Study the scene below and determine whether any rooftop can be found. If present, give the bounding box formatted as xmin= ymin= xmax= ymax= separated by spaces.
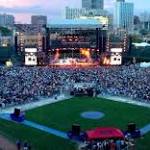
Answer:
xmin=133 ymin=42 xmax=150 ymax=47
xmin=47 ymin=19 xmax=103 ymax=29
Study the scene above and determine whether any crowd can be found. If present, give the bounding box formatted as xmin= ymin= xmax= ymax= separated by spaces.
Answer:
xmin=0 ymin=66 xmax=61 ymax=107
xmin=16 ymin=140 xmax=32 ymax=150
xmin=0 ymin=63 xmax=150 ymax=107
xmin=79 ymin=137 xmax=135 ymax=150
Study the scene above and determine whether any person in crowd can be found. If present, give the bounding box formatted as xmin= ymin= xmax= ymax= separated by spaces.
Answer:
xmin=23 ymin=141 xmax=28 ymax=150
xmin=16 ymin=139 xmax=21 ymax=150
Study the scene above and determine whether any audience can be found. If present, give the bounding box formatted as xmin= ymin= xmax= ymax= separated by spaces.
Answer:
xmin=0 ymin=64 xmax=149 ymax=107
xmin=79 ymin=137 xmax=134 ymax=150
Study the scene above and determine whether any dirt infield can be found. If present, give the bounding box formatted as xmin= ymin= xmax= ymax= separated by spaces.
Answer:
xmin=0 ymin=135 xmax=16 ymax=150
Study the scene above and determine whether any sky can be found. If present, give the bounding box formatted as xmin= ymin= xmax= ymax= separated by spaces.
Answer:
xmin=0 ymin=0 xmax=149 ymax=23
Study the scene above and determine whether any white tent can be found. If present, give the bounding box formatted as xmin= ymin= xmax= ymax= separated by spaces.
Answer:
xmin=140 ymin=62 xmax=150 ymax=68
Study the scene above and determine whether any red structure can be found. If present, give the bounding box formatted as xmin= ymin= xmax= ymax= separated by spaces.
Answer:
xmin=86 ymin=127 xmax=124 ymax=140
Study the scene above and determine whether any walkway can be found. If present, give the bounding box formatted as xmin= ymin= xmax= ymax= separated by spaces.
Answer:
xmin=99 ymin=95 xmax=150 ymax=108
xmin=23 ymin=120 xmax=68 ymax=139
xmin=0 ymin=94 xmax=72 ymax=114
xmin=140 ymin=124 xmax=150 ymax=135
xmin=0 ymin=113 xmax=68 ymax=139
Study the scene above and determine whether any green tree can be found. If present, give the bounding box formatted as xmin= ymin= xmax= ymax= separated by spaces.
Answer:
xmin=132 ymin=35 xmax=143 ymax=43
xmin=0 ymin=26 xmax=12 ymax=36
xmin=140 ymin=29 xmax=148 ymax=36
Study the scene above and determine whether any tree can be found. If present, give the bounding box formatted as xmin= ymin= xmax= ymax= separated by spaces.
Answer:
xmin=0 ymin=26 xmax=12 ymax=36
xmin=140 ymin=29 xmax=148 ymax=36
xmin=132 ymin=35 xmax=143 ymax=43
xmin=134 ymin=16 xmax=141 ymax=25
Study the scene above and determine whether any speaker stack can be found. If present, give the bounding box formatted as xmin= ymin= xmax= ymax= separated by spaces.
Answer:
xmin=72 ymin=124 xmax=81 ymax=136
xmin=14 ymin=108 xmax=21 ymax=117
xmin=128 ymin=123 xmax=136 ymax=133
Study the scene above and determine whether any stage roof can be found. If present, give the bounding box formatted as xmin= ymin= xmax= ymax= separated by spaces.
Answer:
xmin=47 ymin=19 xmax=103 ymax=29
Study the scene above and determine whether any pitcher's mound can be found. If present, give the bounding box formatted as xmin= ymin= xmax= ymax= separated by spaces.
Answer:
xmin=81 ymin=111 xmax=104 ymax=120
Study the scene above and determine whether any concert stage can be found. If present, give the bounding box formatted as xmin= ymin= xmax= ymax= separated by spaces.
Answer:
xmin=49 ymin=58 xmax=99 ymax=68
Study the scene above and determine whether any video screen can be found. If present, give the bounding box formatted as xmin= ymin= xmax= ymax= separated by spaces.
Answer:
xmin=49 ymin=28 xmax=97 ymax=48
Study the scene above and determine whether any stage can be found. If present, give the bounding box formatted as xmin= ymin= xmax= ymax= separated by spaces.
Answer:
xmin=49 ymin=58 xmax=99 ymax=68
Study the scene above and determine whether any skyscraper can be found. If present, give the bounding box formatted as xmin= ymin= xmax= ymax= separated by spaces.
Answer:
xmin=65 ymin=7 xmax=108 ymax=20
xmin=65 ymin=7 xmax=86 ymax=19
xmin=82 ymin=0 xmax=104 ymax=9
xmin=114 ymin=0 xmax=134 ymax=32
xmin=0 ymin=14 xmax=14 ymax=27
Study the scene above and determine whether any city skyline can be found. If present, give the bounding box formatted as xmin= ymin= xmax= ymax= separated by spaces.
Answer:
xmin=0 ymin=0 xmax=149 ymax=23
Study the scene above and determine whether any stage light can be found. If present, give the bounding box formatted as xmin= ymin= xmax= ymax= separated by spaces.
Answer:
xmin=6 ymin=60 xmax=13 ymax=67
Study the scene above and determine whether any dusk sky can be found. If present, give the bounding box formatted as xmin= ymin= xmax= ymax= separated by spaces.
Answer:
xmin=0 ymin=0 xmax=149 ymax=23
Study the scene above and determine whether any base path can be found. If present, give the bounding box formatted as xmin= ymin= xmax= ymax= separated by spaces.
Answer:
xmin=23 ymin=120 xmax=68 ymax=139
xmin=99 ymin=95 xmax=150 ymax=108
xmin=0 ymin=113 xmax=68 ymax=139
xmin=140 ymin=124 xmax=150 ymax=135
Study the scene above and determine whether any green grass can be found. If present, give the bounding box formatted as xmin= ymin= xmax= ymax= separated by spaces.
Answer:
xmin=0 ymin=97 xmax=150 ymax=149
xmin=26 ymin=97 xmax=150 ymax=131
xmin=0 ymin=119 xmax=76 ymax=150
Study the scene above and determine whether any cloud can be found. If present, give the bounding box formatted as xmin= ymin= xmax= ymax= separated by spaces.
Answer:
xmin=0 ymin=0 xmax=43 ymax=7
xmin=0 ymin=5 xmax=44 ymax=14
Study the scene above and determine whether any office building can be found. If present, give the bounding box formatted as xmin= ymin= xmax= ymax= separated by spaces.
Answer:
xmin=65 ymin=7 xmax=112 ymax=28
xmin=66 ymin=7 xmax=109 ymax=19
xmin=31 ymin=15 xmax=47 ymax=25
xmin=0 ymin=14 xmax=14 ymax=27
xmin=82 ymin=0 xmax=104 ymax=9
xmin=65 ymin=7 xmax=86 ymax=19
xmin=140 ymin=12 xmax=150 ymax=30
xmin=114 ymin=0 xmax=134 ymax=32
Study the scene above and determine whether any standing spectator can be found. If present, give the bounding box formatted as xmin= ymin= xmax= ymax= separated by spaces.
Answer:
xmin=16 ymin=139 xmax=21 ymax=150
xmin=23 ymin=141 xmax=28 ymax=150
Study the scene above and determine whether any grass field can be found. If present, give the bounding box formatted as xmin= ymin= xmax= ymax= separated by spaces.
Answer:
xmin=0 ymin=97 xmax=150 ymax=150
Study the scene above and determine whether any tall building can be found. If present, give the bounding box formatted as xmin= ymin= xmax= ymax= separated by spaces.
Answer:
xmin=82 ymin=0 xmax=104 ymax=9
xmin=140 ymin=12 xmax=150 ymax=30
xmin=31 ymin=15 xmax=47 ymax=25
xmin=65 ymin=7 xmax=112 ymax=29
xmin=0 ymin=14 xmax=14 ymax=27
xmin=114 ymin=0 xmax=134 ymax=32
xmin=66 ymin=7 xmax=108 ymax=19
xmin=65 ymin=7 xmax=86 ymax=19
